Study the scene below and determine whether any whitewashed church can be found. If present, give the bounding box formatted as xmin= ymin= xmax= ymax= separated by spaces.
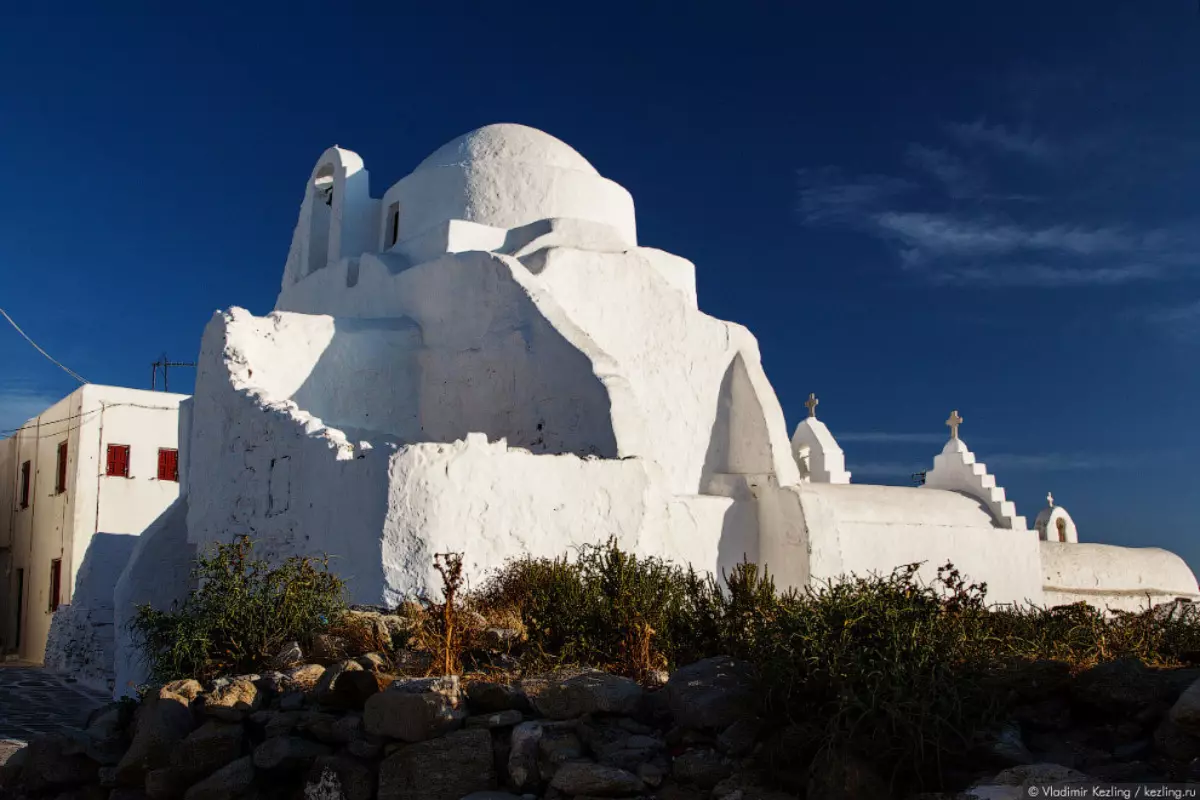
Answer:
xmin=99 ymin=124 xmax=1198 ymax=695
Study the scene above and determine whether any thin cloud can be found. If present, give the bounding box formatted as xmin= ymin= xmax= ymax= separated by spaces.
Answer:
xmin=946 ymin=119 xmax=1055 ymax=160
xmin=0 ymin=384 xmax=65 ymax=433
xmin=838 ymin=431 xmax=951 ymax=444
xmin=904 ymin=144 xmax=983 ymax=199
xmin=796 ymin=167 xmax=914 ymax=223
xmin=983 ymin=453 xmax=1125 ymax=471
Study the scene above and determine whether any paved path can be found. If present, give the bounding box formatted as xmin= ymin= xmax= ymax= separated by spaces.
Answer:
xmin=0 ymin=664 xmax=109 ymax=748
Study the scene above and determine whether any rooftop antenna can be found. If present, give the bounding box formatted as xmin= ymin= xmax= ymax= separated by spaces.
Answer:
xmin=150 ymin=354 xmax=196 ymax=392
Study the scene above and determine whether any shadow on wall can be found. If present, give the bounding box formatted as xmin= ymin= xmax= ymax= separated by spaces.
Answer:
xmin=70 ymin=533 xmax=140 ymax=609
xmin=284 ymin=257 xmax=621 ymax=457
xmin=700 ymin=354 xmax=776 ymax=490
xmin=112 ymin=498 xmax=196 ymax=698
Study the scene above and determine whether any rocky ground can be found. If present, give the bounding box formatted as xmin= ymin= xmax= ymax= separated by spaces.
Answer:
xmin=5 ymin=614 xmax=1200 ymax=799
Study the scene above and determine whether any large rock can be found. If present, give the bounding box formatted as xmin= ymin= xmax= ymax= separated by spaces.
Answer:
xmin=161 ymin=679 xmax=204 ymax=703
xmin=1071 ymin=658 xmax=1170 ymax=717
xmin=304 ymin=756 xmax=375 ymax=800
xmin=168 ymin=720 xmax=245 ymax=784
xmin=378 ymin=728 xmax=495 ymax=800
xmin=666 ymin=657 xmax=755 ymax=731
xmin=285 ymin=664 xmax=328 ymax=692
xmin=549 ymin=761 xmax=644 ymax=796
xmin=466 ymin=680 xmax=528 ymax=713
xmin=507 ymin=721 xmax=544 ymax=791
xmin=182 ymin=755 xmax=255 ymax=800
xmin=671 ymin=748 xmax=732 ymax=788
xmin=18 ymin=733 xmax=99 ymax=792
xmin=521 ymin=669 xmax=643 ymax=720
xmin=965 ymin=763 xmax=1092 ymax=799
xmin=203 ymin=678 xmax=260 ymax=721
xmin=145 ymin=766 xmax=190 ymax=800
xmin=1167 ymin=676 xmax=1200 ymax=735
xmin=253 ymin=736 xmax=333 ymax=771
xmin=364 ymin=679 xmax=466 ymax=742
xmin=805 ymin=748 xmax=889 ymax=800
xmin=116 ymin=688 xmax=197 ymax=784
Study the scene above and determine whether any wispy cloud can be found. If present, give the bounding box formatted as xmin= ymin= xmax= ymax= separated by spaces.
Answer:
xmin=0 ymin=384 xmax=65 ymax=433
xmin=838 ymin=431 xmax=950 ymax=445
xmin=796 ymin=111 xmax=1200 ymax=288
xmin=983 ymin=453 xmax=1125 ymax=471
xmin=946 ymin=119 xmax=1055 ymax=161
xmin=796 ymin=167 xmax=914 ymax=223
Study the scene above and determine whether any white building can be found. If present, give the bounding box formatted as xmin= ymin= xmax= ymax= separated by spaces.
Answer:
xmin=0 ymin=385 xmax=186 ymax=683
xmin=108 ymin=123 xmax=1198 ymax=696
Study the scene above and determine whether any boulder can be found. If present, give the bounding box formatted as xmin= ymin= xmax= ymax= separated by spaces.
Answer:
xmin=716 ymin=716 xmax=762 ymax=757
xmin=161 ymin=679 xmax=204 ymax=703
xmin=466 ymin=680 xmax=527 ymax=713
xmin=1071 ymin=658 xmax=1170 ymax=717
xmin=357 ymin=652 xmax=389 ymax=672
xmin=304 ymin=756 xmax=375 ymax=800
xmin=168 ymin=720 xmax=245 ymax=783
xmin=672 ymin=748 xmax=732 ymax=788
xmin=272 ymin=640 xmax=305 ymax=670
xmin=364 ymin=687 xmax=465 ymax=742
xmin=466 ymin=709 xmax=524 ymax=729
xmin=507 ymin=721 xmax=544 ymax=791
xmin=330 ymin=714 xmax=364 ymax=743
xmin=311 ymin=633 xmax=349 ymax=663
xmin=144 ymin=766 xmax=190 ymax=800
xmin=378 ymin=728 xmax=495 ymax=800
xmin=537 ymin=724 xmax=583 ymax=782
xmin=316 ymin=660 xmax=378 ymax=709
xmin=18 ymin=733 xmax=99 ymax=792
xmin=549 ymin=761 xmax=644 ymax=796
xmin=806 ymin=748 xmax=890 ymax=800
xmin=1168 ymin=676 xmax=1200 ymax=735
xmin=522 ymin=669 xmax=643 ymax=720
xmin=182 ymin=755 xmax=255 ymax=800
xmin=666 ymin=657 xmax=755 ymax=731
xmin=966 ymin=763 xmax=1092 ymax=798
xmin=253 ymin=735 xmax=333 ymax=771
xmin=116 ymin=689 xmax=197 ymax=784
xmin=285 ymin=664 xmax=328 ymax=692
xmin=203 ymin=678 xmax=260 ymax=721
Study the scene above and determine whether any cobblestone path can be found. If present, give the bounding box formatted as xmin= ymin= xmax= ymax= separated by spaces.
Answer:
xmin=0 ymin=663 xmax=109 ymax=754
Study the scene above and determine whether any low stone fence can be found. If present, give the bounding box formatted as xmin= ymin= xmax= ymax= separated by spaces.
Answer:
xmin=6 ymin=652 xmax=1200 ymax=799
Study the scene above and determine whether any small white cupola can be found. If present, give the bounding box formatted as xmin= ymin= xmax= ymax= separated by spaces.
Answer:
xmin=790 ymin=393 xmax=851 ymax=484
xmin=1035 ymin=492 xmax=1079 ymax=543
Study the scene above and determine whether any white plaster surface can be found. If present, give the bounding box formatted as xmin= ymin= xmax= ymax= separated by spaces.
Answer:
xmin=1034 ymin=502 xmax=1078 ymax=543
xmin=758 ymin=482 xmax=1045 ymax=607
xmin=790 ymin=418 xmax=851 ymax=484
xmin=1040 ymin=541 xmax=1200 ymax=612
xmin=924 ymin=438 xmax=1027 ymax=530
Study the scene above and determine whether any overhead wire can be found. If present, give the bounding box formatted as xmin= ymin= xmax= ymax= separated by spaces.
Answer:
xmin=0 ymin=307 xmax=89 ymax=384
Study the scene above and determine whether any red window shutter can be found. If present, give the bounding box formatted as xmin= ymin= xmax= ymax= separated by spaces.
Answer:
xmin=105 ymin=445 xmax=130 ymax=477
xmin=158 ymin=448 xmax=179 ymax=482
xmin=49 ymin=559 xmax=62 ymax=611
xmin=55 ymin=441 xmax=68 ymax=494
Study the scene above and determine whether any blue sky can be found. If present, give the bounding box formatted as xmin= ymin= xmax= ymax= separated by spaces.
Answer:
xmin=1 ymin=2 xmax=1197 ymax=573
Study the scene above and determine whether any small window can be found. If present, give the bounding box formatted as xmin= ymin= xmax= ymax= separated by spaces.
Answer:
xmin=49 ymin=558 xmax=62 ymax=612
xmin=157 ymin=448 xmax=179 ymax=482
xmin=18 ymin=460 xmax=30 ymax=509
xmin=106 ymin=444 xmax=131 ymax=478
xmin=54 ymin=441 xmax=68 ymax=495
xmin=386 ymin=202 xmax=400 ymax=248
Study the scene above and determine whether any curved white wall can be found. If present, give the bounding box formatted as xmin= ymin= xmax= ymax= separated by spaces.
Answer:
xmin=380 ymin=161 xmax=637 ymax=251
xmin=1040 ymin=541 xmax=1200 ymax=612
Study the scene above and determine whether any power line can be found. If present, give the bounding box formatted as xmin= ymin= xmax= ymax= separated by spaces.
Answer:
xmin=0 ymin=307 xmax=89 ymax=384
xmin=1 ymin=401 xmax=179 ymax=437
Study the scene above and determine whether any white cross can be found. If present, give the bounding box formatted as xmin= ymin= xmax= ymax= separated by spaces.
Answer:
xmin=805 ymin=393 xmax=819 ymax=418
xmin=945 ymin=410 xmax=963 ymax=439
xmin=1047 ymin=492 xmax=1054 ymax=508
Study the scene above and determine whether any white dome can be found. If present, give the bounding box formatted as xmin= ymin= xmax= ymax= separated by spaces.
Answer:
xmin=379 ymin=123 xmax=637 ymax=249
xmin=415 ymin=124 xmax=599 ymax=176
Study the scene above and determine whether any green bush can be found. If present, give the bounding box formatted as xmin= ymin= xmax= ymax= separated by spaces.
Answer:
xmin=129 ymin=536 xmax=347 ymax=682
